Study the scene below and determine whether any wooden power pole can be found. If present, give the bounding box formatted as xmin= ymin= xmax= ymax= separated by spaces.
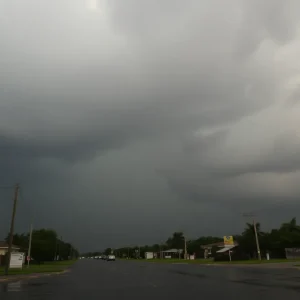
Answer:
xmin=253 ymin=219 xmax=261 ymax=261
xmin=243 ymin=212 xmax=261 ymax=261
xmin=27 ymin=222 xmax=33 ymax=267
xmin=184 ymin=236 xmax=187 ymax=260
xmin=5 ymin=184 xmax=19 ymax=275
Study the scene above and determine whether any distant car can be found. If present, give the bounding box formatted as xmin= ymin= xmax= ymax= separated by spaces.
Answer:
xmin=101 ymin=255 xmax=107 ymax=260
xmin=107 ymin=255 xmax=115 ymax=261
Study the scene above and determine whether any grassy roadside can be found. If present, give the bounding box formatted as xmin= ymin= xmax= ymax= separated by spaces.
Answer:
xmin=216 ymin=259 xmax=300 ymax=264
xmin=137 ymin=259 xmax=213 ymax=264
xmin=0 ymin=260 xmax=76 ymax=276
xmin=123 ymin=258 xmax=300 ymax=265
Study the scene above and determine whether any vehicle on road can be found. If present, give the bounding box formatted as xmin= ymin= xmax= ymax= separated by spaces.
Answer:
xmin=107 ymin=255 xmax=116 ymax=261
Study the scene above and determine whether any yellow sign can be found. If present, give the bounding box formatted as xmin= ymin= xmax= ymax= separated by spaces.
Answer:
xmin=223 ymin=236 xmax=234 ymax=246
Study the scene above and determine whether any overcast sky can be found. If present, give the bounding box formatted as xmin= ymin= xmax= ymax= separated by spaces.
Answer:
xmin=1 ymin=0 xmax=300 ymax=252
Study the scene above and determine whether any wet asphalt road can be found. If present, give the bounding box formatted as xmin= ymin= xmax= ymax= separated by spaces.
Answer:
xmin=1 ymin=260 xmax=300 ymax=299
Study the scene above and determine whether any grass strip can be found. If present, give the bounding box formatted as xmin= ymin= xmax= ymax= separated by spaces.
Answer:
xmin=0 ymin=260 xmax=76 ymax=276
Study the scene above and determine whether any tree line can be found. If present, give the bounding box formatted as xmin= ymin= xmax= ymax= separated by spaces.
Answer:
xmin=83 ymin=217 xmax=300 ymax=260
xmin=6 ymin=228 xmax=79 ymax=263
xmin=237 ymin=217 xmax=300 ymax=259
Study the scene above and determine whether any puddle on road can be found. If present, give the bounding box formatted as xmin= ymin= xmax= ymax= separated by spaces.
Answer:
xmin=169 ymin=270 xmax=206 ymax=279
xmin=28 ymin=282 xmax=47 ymax=287
xmin=1 ymin=281 xmax=47 ymax=293
xmin=1 ymin=281 xmax=22 ymax=292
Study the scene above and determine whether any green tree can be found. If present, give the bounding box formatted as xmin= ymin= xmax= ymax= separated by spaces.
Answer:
xmin=166 ymin=232 xmax=185 ymax=249
xmin=280 ymin=218 xmax=300 ymax=233
xmin=9 ymin=229 xmax=79 ymax=262
xmin=104 ymin=248 xmax=112 ymax=255
xmin=6 ymin=233 xmax=29 ymax=252
xmin=31 ymin=229 xmax=57 ymax=262
xmin=243 ymin=222 xmax=263 ymax=236
xmin=235 ymin=222 xmax=264 ymax=259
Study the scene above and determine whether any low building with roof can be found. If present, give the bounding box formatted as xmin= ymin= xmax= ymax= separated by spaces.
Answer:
xmin=0 ymin=241 xmax=20 ymax=255
xmin=201 ymin=241 xmax=239 ymax=259
xmin=162 ymin=248 xmax=183 ymax=259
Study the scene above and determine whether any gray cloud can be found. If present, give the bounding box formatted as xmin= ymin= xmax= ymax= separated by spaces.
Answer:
xmin=1 ymin=0 xmax=300 ymax=251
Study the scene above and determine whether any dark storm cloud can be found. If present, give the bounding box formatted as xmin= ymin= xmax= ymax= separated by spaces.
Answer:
xmin=1 ymin=0 xmax=300 ymax=251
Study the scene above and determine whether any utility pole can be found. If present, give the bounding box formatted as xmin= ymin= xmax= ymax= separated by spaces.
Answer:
xmin=184 ymin=236 xmax=187 ymax=260
xmin=27 ymin=222 xmax=33 ymax=267
xmin=253 ymin=219 xmax=261 ymax=261
xmin=5 ymin=184 xmax=19 ymax=275
xmin=243 ymin=213 xmax=261 ymax=261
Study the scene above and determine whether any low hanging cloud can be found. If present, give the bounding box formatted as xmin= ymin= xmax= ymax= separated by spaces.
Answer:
xmin=1 ymin=0 xmax=300 ymax=250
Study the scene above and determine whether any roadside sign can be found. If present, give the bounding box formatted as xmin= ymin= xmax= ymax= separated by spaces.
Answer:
xmin=9 ymin=253 xmax=24 ymax=269
xmin=223 ymin=236 xmax=234 ymax=246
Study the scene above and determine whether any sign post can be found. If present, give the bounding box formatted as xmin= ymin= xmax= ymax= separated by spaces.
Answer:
xmin=223 ymin=236 xmax=234 ymax=262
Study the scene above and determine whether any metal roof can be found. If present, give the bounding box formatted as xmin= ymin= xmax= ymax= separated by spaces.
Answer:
xmin=162 ymin=249 xmax=183 ymax=253
xmin=216 ymin=245 xmax=236 ymax=253
xmin=201 ymin=241 xmax=239 ymax=249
